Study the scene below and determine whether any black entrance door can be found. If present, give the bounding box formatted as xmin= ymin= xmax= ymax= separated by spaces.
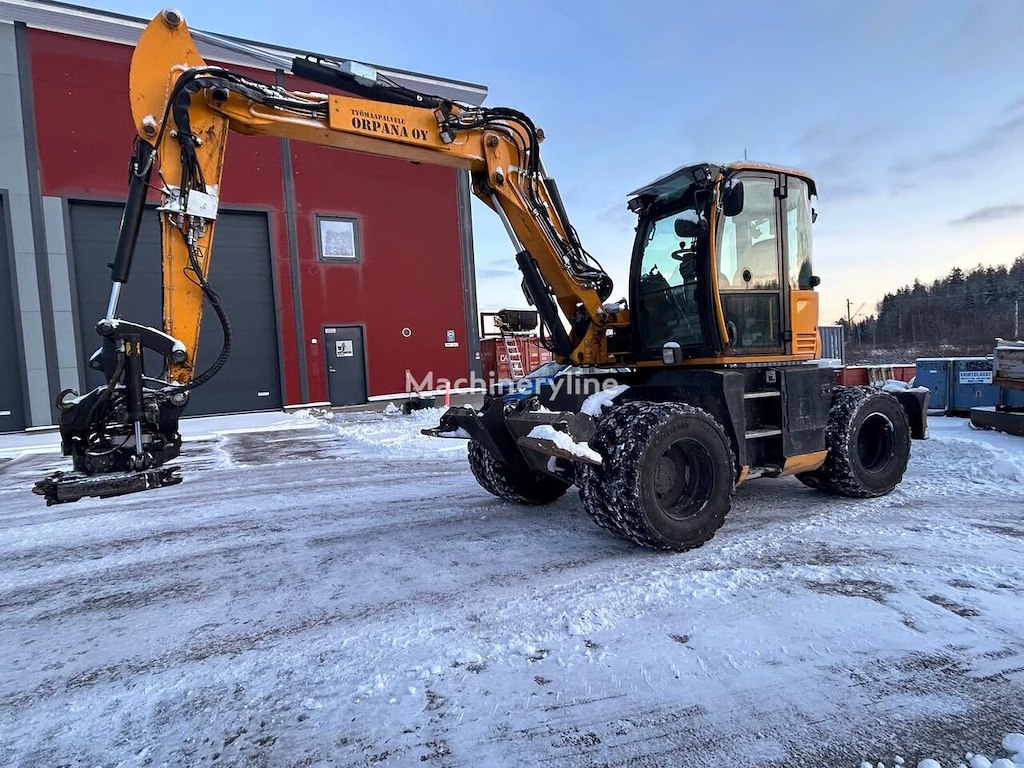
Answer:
xmin=324 ymin=326 xmax=367 ymax=406
xmin=69 ymin=202 xmax=282 ymax=415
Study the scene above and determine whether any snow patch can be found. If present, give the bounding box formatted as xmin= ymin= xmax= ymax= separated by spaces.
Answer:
xmin=1004 ymin=735 xmax=1024 ymax=755
xmin=527 ymin=425 xmax=602 ymax=463
xmin=316 ymin=407 xmax=468 ymax=458
xmin=871 ymin=734 xmax=1024 ymax=768
xmin=877 ymin=379 xmax=929 ymax=394
xmin=580 ymin=384 xmax=630 ymax=417
xmin=995 ymin=338 xmax=1024 ymax=349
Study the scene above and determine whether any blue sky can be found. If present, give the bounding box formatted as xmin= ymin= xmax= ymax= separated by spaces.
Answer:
xmin=93 ymin=0 xmax=1024 ymax=326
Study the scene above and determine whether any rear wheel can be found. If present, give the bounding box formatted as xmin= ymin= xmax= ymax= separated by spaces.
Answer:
xmin=578 ymin=401 xmax=736 ymax=551
xmin=796 ymin=386 xmax=911 ymax=497
xmin=467 ymin=439 xmax=568 ymax=505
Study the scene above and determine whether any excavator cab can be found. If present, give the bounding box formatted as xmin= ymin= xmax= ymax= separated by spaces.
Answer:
xmin=627 ymin=162 xmax=821 ymax=364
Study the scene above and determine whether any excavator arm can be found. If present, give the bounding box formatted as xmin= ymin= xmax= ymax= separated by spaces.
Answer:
xmin=33 ymin=9 xmax=627 ymax=504
xmin=132 ymin=9 xmax=625 ymax=382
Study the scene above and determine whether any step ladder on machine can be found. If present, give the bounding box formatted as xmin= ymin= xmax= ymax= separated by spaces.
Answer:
xmin=501 ymin=331 xmax=526 ymax=380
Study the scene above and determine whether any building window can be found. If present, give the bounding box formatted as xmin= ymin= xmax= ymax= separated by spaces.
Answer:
xmin=316 ymin=216 xmax=360 ymax=262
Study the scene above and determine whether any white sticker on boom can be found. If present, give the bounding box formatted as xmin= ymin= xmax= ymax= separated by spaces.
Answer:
xmin=186 ymin=189 xmax=219 ymax=219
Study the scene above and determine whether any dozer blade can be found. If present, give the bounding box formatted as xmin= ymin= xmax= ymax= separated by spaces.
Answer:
xmin=32 ymin=465 xmax=183 ymax=506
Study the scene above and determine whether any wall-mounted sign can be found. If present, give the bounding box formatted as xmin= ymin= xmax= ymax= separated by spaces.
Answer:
xmin=958 ymin=370 xmax=992 ymax=385
xmin=446 ymin=329 xmax=456 ymax=343
xmin=336 ymin=339 xmax=354 ymax=358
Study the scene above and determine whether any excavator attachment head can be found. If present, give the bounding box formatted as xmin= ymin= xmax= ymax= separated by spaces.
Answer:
xmin=33 ymin=375 xmax=187 ymax=505
xmin=34 ymin=315 xmax=190 ymax=505
xmin=33 ymin=465 xmax=183 ymax=506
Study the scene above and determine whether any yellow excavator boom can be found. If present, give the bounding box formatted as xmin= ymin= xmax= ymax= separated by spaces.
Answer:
xmin=130 ymin=9 xmax=626 ymax=384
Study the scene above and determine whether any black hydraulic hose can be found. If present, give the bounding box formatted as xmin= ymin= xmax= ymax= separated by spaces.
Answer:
xmin=290 ymin=56 xmax=438 ymax=108
xmin=160 ymin=248 xmax=232 ymax=395
xmin=84 ymin=352 xmax=125 ymax=437
xmin=185 ymin=287 xmax=231 ymax=390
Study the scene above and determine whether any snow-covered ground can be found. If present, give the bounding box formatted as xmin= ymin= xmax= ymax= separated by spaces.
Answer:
xmin=0 ymin=411 xmax=1022 ymax=767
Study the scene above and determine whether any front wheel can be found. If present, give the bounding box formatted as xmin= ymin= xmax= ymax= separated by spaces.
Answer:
xmin=578 ymin=401 xmax=736 ymax=551
xmin=467 ymin=439 xmax=568 ymax=506
xmin=796 ymin=386 xmax=911 ymax=497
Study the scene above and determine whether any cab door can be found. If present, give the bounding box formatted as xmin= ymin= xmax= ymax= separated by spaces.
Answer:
xmin=781 ymin=175 xmax=820 ymax=357
xmin=716 ymin=173 xmax=786 ymax=354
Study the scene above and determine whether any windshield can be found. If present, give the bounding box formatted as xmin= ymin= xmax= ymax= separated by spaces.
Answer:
xmin=636 ymin=205 xmax=707 ymax=349
xmin=524 ymin=361 xmax=567 ymax=379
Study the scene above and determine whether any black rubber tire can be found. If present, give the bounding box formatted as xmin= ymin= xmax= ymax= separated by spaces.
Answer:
xmin=795 ymin=386 xmax=911 ymax=498
xmin=467 ymin=439 xmax=569 ymax=505
xmin=578 ymin=401 xmax=736 ymax=551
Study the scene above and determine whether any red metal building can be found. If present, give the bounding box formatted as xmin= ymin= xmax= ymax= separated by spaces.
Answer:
xmin=0 ymin=0 xmax=485 ymax=429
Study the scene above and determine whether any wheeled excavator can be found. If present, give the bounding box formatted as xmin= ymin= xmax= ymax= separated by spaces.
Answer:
xmin=34 ymin=10 xmax=929 ymax=551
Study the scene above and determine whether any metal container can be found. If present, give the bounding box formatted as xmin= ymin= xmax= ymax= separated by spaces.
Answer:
xmin=479 ymin=336 xmax=554 ymax=383
xmin=818 ymin=325 xmax=845 ymax=364
xmin=836 ymin=364 xmax=916 ymax=387
xmin=916 ymin=356 xmax=1024 ymax=414
xmin=950 ymin=358 xmax=998 ymax=412
xmin=914 ymin=359 xmax=953 ymax=413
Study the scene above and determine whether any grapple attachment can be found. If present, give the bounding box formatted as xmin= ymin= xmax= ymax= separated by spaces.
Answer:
xmin=33 ymin=465 xmax=183 ymax=506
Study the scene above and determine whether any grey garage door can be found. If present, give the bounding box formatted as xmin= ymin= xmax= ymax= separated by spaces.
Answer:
xmin=0 ymin=197 xmax=26 ymax=432
xmin=69 ymin=202 xmax=282 ymax=416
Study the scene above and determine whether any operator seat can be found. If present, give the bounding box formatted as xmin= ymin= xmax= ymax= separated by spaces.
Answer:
xmin=734 ymin=237 xmax=778 ymax=288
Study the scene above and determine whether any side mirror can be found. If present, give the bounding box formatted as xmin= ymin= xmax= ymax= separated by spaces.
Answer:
xmin=674 ymin=214 xmax=707 ymax=238
xmin=723 ymin=181 xmax=744 ymax=217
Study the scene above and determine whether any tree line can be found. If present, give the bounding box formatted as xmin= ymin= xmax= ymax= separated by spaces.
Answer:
xmin=842 ymin=256 xmax=1024 ymax=353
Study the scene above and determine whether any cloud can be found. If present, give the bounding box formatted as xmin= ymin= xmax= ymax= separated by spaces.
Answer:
xmin=795 ymin=123 xmax=893 ymax=177
xmin=950 ymin=203 xmax=1024 ymax=226
xmin=819 ymin=182 xmax=870 ymax=201
xmin=892 ymin=99 xmax=1024 ymax=176
xmin=1003 ymin=95 xmax=1024 ymax=118
xmin=598 ymin=201 xmax=636 ymax=231
xmin=936 ymin=1 xmax=1024 ymax=70
xmin=476 ymin=264 xmax=518 ymax=280
xmin=791 ymin=121 xmax=894 ymax=203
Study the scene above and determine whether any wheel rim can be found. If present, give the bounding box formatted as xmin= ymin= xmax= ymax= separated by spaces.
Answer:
xmin=856 ymin=412 xmax=896 ymax=473
xmin=651 ymin=438 xmax=715 ymax=520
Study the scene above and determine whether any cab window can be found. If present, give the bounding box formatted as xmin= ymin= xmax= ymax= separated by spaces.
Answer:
xmin=785 ymin=177 xmax=815 ymax=290
xmin=717 ymin=178 xmax=779 ymax=290
xmin=637 ymin=206 xmax=706 ymax=349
